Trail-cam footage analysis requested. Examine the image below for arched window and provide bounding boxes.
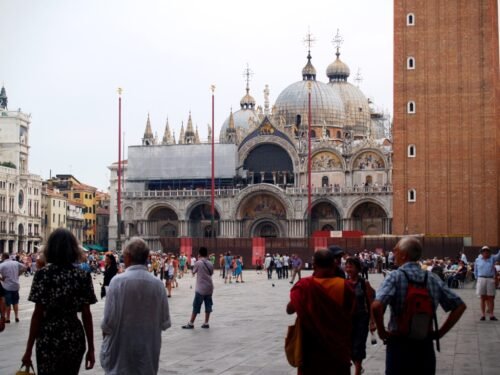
[322,176,329,187]
[407,57,415,69]
[408,189,416,202]
[336,131,341,139]
[326,129,330,138]
[407,101,416,114]
[311,130,317,138]
[407,13,415,26]
[408,144,416,157]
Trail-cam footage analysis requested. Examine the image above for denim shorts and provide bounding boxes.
[4,290,20,306]
[192,292,213,314]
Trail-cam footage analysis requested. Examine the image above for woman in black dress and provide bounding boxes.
[101,253,118,298]
[22,228,97,375]
[345,257,376,375]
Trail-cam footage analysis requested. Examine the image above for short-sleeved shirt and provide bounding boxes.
[193,258,214,296]
[474,252,500,278]
[0,259,27,291]
[375,262,464,332]
[29,264,97,314]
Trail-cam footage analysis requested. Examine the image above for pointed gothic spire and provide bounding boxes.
[142,113,155,145]
[195,125,200,144]
[207,123,212,143]
[179,122,185,144]
[184,111,195,144]
[162,117,173,145]
[0,86,7,110]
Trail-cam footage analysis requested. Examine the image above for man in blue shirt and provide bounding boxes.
[474,246,500,321]
[372,237,466,375]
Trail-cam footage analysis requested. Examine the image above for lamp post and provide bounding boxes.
[117,87,123,252]
[210,85,215,238]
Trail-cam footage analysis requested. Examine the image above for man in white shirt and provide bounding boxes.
[100,238,171,374]
[0,252,26,323]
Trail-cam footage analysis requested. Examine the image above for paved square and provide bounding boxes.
[1,270,499,374]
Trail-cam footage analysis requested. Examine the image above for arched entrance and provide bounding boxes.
[239,193,287,237]
[252,221,280,238]
[148,206,179,238]
[351,202,387,234]
[188,203,220,238]
[311,202,341,232]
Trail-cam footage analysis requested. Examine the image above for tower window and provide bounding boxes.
[407,13,415,26]
[408,144,416,157]
[407,57,415,70]
[407,101,416,114]
[408,189,416,202]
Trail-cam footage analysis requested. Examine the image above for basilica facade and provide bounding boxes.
[109,43,393,251]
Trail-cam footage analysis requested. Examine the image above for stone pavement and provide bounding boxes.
[1,270,499,374]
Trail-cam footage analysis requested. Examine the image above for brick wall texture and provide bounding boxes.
[393,0,500,246]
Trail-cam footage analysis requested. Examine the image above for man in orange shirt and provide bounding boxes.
[286,249,354,374]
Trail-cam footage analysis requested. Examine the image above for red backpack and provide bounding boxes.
[397,270,439,348]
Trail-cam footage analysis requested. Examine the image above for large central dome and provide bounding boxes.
[274,55,345,128]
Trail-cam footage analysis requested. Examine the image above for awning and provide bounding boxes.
[83,244,108,252]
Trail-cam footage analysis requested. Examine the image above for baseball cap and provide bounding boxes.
[328,245,345,257]
[481,246,490,252]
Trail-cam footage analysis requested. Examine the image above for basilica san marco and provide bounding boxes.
[108,39,393,252]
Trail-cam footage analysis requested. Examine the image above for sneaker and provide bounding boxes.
[480,316,486,321]
[490,316,498,321]
[182,323,194,329]
[201,323,210,329]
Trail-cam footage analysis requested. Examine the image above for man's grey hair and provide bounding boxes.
[124,237,150,265]
[397,236,423,261]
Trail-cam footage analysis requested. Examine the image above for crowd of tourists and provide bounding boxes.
[1,231,499,374]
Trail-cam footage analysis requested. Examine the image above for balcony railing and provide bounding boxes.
[123,184,392,199]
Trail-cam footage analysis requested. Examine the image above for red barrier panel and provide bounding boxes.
[252,237,265,266]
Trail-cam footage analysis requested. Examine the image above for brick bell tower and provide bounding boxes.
[392,1,500,246]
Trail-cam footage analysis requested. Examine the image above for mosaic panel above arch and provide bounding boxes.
[240,193,287,220]
[312,151,343,171]
[353,151,385,170]
[148,206,178,221]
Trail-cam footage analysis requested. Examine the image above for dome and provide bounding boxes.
[240,92,256,109]
[329,82,370,136]
[327,54,351,82]
[219,108,260,142]
[274,80,345,128]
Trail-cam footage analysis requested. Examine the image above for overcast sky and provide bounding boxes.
[0,0,393,191]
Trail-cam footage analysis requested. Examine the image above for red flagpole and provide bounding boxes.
[307,84,312,236]
[211,85,215,237]
[117,88,123,251]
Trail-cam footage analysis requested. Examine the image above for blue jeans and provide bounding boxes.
[386,336,435,375]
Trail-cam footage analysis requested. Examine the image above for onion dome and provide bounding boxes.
[274,53,345,128]
[302,53,317,81]
[327,51,351,82]
[240,89,256,109]
[220,78,261,143]
[327,51,370,136]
